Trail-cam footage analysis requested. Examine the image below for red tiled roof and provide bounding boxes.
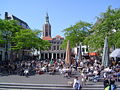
[42,36,53,40]
[54,35,64,38]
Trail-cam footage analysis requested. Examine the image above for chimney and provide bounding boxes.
[5,12,8,19]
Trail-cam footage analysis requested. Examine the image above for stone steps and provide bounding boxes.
[0,83,72,90]
[0,83,120,90]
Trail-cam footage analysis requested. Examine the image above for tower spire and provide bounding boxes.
[46,12,49,23]
[43,13,51,37]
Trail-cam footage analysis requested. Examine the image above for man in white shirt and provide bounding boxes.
[73,77,81,90]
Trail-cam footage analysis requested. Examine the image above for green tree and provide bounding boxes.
[12,28,51,58]
[0,19,21,45]
[12,29,39,50]
[110,30,120,48]
[84,6,120,52]
[0,28,3,43]
[0,19,51,60]
[0,19,51,50]
[62,21,91,48]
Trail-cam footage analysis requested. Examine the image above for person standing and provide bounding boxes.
[73,77,82,90]
[81,72,86,86]
[110,77,116,90]
[104,77,110,90]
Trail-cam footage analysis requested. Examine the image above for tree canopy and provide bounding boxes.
[0,19,21,44]
[84,6,120,52]
[61,21,92,49]
[0,19,51,51]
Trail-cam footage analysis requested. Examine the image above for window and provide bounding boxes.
[53,46,56,50]
[49,47,51,50]
[56,37,60,40]
[57,46,59,50]
[45,32,48,36]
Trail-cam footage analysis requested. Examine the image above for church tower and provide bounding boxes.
[41,13,65,60]
[43,13,51,38]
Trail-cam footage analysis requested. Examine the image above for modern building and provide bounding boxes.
[40,13,65,60]
[0,12,30,61]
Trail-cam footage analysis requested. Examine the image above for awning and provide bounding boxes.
[88,52,98,56]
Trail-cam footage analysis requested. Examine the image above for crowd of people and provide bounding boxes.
[0,56,120,90]
[72,56,120,90]
[0,58,75,77]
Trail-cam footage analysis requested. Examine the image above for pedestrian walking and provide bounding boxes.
[110,77,116,90]
[103,77,109,89]
[81,72,86,86]
[73,77,82,90]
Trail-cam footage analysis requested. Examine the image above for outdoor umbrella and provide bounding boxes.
[65,40,71,66]
[77,43,82,61]
[102,36,109,67]
[110,48,120,58]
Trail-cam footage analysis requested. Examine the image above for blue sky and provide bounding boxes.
[0,0,120,37]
